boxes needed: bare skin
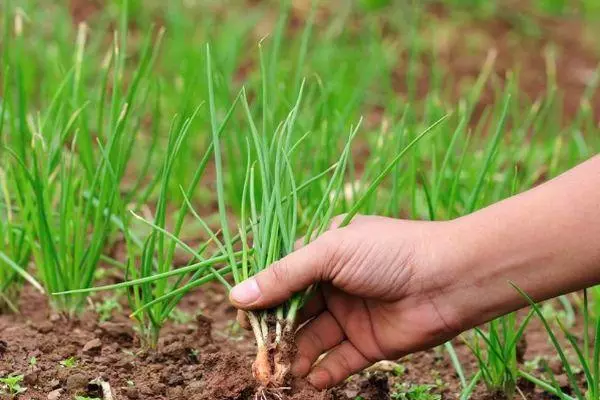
[230,154,600,390]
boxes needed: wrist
[416,156,600,334]
[433,191,600,332]
[420,213,535,334]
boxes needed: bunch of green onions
[204,44,446,390]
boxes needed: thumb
[229,234,334,310]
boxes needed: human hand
[230,156,600,389]
[229,215,464,389]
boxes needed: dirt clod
[196,314,214,342]
[549,358,563,374]
[123,386,139,398]
[66,372,90,392]
[47,388,62,400]
[82,338,102,354]
[35,321,54,334]
[98,321,135,343]
[0,284,582,399]
[24,369,40,385]
[361,372,390,399]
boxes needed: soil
[0,284,583,400]
[390,3,600,125]
[66,0,600,127]
[4,2,592,400]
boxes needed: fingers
[229,234,335,310]
[307,341,373,389]
[294,237,305,250]
[330,213,367,230]
[292,310,345,377]
[236,310,250,330]
[295,289,325,327]
[329,214,348,230]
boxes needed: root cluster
[248,311,296,395]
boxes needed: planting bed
[0,284,581,399]
[1,1,599,399]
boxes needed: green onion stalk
[206,42,448,392]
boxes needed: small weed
[59,356,77,368]
[517,287,600,400]
[0,374,26,396]
[168,308,193,324]
[188,348,200,362]
[392,383,442,400]
[28,356,36,366]
[74,397,100,400]
[95,296,122,322]
[430,370,446,390]
[393,363,407,377]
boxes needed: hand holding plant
[231,155,600,390]
[231,215,464,389]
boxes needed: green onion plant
[202,43,447,391]
[0,147,39,313]
[2,0,163,317]
[54,98,245,346]
[116,98,244,347]
[465,312,533,398]
[517,286,600,400]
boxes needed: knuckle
[303,327,326,355]
[269,261,290,285]
[329,214,347,230]
[312,233,339,279]
[333,348,355,376]
[294,237,305,250]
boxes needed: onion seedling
[116,98,243,347]
[0,51,39,312]
[0,121,40,312]
[55,93,246,345]
[516,286,600,400]
[464,312,533,398]
[4,1,163,317]
[204,44,446,394]
[0,166,39,313]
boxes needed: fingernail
[230,279,261,305]
[307,368,330,389]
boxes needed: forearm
[439,155,600,330]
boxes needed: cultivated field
[1,1,599,399]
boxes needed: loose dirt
[0,284,582,399]
[391,3,600,125]
[4,2,591,399]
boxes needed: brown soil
[390,3,600,125]
[69,0,102,25]
[5,3,591,400]
[0,284,582,400]
[66,0,600,126]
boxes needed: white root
[249,309,297,391]
[275,319,283,344]
[260,311,269,340]
[90,378,113,400]
[248,311,266,348]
